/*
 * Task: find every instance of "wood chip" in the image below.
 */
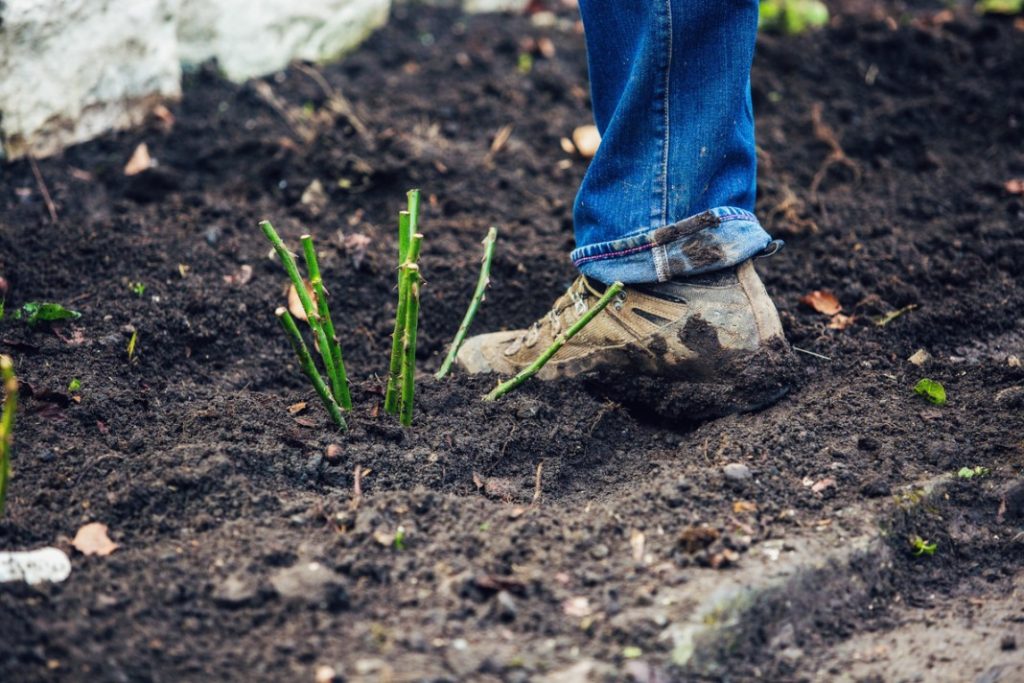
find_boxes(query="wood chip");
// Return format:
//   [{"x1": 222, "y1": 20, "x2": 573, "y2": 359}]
[
  {"x1": 799, "y1": 290, "x2": 842, "y2": 316},
  {"x1": 123, "y1": 143, "x2": 154, "y2": 176},
  {"x1": 72, "y1": 522, "x2": 118, "y2": 556},
  {"x1": 288, "y1": 401, "x2": 307, "y2": 415}
]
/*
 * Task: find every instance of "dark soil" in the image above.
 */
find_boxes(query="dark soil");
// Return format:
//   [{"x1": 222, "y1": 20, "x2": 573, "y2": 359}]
[{"x1": 1, "y1": 2, "x2": 1023, "y2": 681}]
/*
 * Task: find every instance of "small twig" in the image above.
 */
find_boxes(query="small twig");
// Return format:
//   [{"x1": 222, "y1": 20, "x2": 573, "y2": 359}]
[
  {"x1": 301, "y1": 234, "x2": 352, "y2": 410},
  {"x1": 792, "y1": 345, "x2": 832, "y2": 361},
  {"x1": 484, "y1": 124, "x2": 514, "y2": 164},
  {"x1": 485, "y1": 281, "x2": 624, "y2": 401},
  {"x1": 809, "y1": 102, "x2": 861, "y2": 203},
  {"x1": 293, "y1": 62, "x2": 375, "y2": 149},
  {"x1": 531, "y1": 461, "x2": 544, "y2": 506},
  {"x1": 436, "y1": 227, "x2": 499, "y2": 379},
  {"x1": 350, "y1": 464, "x2": 363, "y2": 510},
  {"x1": 276, "y1": 308, "x2": 346, "y2": 430},
  {"x1": 27, "y1": 155, "x2": 58, "y2": 224}
]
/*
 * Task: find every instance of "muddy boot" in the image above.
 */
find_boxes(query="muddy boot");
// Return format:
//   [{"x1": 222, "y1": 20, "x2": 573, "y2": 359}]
[{"x1": 456, "y1": 259, "x2": 796, "y2": 422}]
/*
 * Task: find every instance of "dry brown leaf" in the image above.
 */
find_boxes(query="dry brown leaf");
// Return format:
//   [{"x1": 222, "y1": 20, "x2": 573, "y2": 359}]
[
  {"x1": 288, "y1": 401, "x2": 307, "y2": 415},
  {"x1": 827, "y1": 313, "x2": 855, "y2": 330},
  {"x1": 733, "y1": 500, "x2": 758, "y2": 514},
  {"x1": 293, "y1": 416, "x2": 318, "y2": 428},
  {"x1": 572, "y1": 125, "x2": 601, "y2": 158},
  {"x1": 124, "y1": 143, "x2": 154, "y2": 176},
  {"x1": 1005, "y1": 179, "x2": 1024, "y2": 195},
  {"x1": 800, "y1": 290, "x2": 842, "y2": 316},
  {"x1": 287, "y1": 281, "x2": 316, "y2": 321},
  {"x1": 72, "y1": 522, "x2": 118, "y2": 556}
]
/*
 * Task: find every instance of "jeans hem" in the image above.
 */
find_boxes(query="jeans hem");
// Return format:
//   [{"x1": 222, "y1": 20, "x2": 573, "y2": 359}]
[{"x1": 570, "y1": 207, "x2": 773, "y2": 284}]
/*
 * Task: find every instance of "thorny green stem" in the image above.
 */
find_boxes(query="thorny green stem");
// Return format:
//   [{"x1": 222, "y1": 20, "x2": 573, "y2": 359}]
[
  {"x1": 400, "y1": 265, "x2": 422, "y2": 427},
  {"x1": 259, "y1": 221, "x2": 339, "y2": 408},
  {"x1": 407, "y1": 189, "x2": 421, "y2": 236},
  {"x1": 385, "y1": 210, "x2": 413, "y2": 415},
  {"x1": 435, "y1": 226, "x2": 498, "y2": 379},
  {"x1": 0, "y1": 355, "x2": 19, "y2": 516},
  {"x1": 484, "y1": 281, "x2": 625, "y2": 402},
  {"x1": 276, "y1": 308, "x2": 346, "y2": 430},
  {"x1": 301, "y1": 235, "x2": 352, "y2": 410}
]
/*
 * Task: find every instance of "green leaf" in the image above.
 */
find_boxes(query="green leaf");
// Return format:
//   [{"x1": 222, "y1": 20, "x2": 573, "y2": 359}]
[
  {"x1": 393, "y1": 526, "x2": 406, "y2": 551},
  {"x1": 957, "y1": 466, "x2": 990, "y2": 479},
  {"x1": 976, "y1": 0, "x2": 1023, "y2": 15},
  {"x1": 127, "y1": 330, "x2": 138, "y2": 362},
  {"x1": 914, "y1": 378, "x2": 947, "y2": 406},
  {"x1": 760, "y1": 0, "x2": 830, "y2": 34},
  {"x1": 622, "y1": 646, "x2": 643, "y2": 659},
  {"x1": 911, "y1": 536, "x2": 937, "y2": 557},
  {"x1": 0, "y1": 299, "x2": 5, "y2": 320},
  {"x1": 19, "y1": 302, "x2": 82, "y2": 325},
  {"x1": 68, "y1": 378, "x2": 82, "y2": 392}
]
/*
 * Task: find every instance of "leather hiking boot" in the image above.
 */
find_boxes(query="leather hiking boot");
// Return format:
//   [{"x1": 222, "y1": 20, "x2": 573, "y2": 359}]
[{"x1": 456, "y1": 260, "x2": 795, "y2": 421}]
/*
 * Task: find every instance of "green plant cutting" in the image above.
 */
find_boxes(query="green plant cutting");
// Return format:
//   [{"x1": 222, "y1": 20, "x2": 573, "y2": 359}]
[
  {"x1": 484, "y1": 281, "x2": 625, "y2": 401},
  {"x1": 0, "y1": 355, "x2": 18, "y2": 517},
  {"x1": 260, "y1": 221, "x2": 351, "y2": 429},
  {"x1": 436, "y1": 227, "x2": 499, "y2": 380}
]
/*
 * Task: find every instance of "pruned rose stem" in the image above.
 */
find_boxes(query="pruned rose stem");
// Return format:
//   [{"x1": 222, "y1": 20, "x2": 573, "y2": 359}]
[
  {"x1": 484, "y1": 281, "x2": 624, "y2": 401},
  {"x1": 259, "y1": 220, "x2": 340, "y2": 408},
  {"x1": 275, "y1": 308, "x2": 346, "y2": 430},
  {"x1": 384, "y1": 210, "x2": 413, "y2": 415},
  {"x1": 435, "y1": 226, "x2": 498, "y2": 379},
  {"x1": 301, "y1": 234, "x2": 352, "y2": 410},
  {"x1": 1, "y1": 355, "x2": 20, "y2": 516},
  {"x1": 399, "y1": 259, "x2": 422, "y2": 427}
]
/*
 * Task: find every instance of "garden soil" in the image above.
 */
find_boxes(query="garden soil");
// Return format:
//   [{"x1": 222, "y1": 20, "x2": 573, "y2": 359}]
[{"x1": 1, "y1": 2, "x2": 1023, "y2": 681}]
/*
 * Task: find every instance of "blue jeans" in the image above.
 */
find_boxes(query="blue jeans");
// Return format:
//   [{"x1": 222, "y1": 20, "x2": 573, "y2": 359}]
[{"x1": 573, "y1": 0, "x2": 773, "y2": 284}]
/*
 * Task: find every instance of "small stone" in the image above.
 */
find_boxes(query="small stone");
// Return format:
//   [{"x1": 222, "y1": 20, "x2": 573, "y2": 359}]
[
  {"x1": 314, "y1": 665, "x2": 338, "y2": 683},
  {"x1": 203, "y1": 225, "x2": 221, "y2": 245},
  {"x1": 212, "y1": 573, "x2": 260, "y2": 608},
  {"x1": 1008, "y1": 355, "x2": 1021, "y2": 368},
  {"x1": 493, "y1": 590, "x2": 517, "y2": 621},
  {"x1": 514, "y1": 401, "x2": 541, "y2": 419},
  {"x1": 325, "y1": 444, "x2": 342, "y2": 463},
  {"x1": 269, "y1": 562, "x2": 348, "y2": 610},
  {"x1": 908, "y1": 349, "x2": 931, "y2": 366},
  {"x1": 723, "y1": 462, "x2": 752, "y2": 482},
  {"x1": 590, "y1": 543, "x2": 610, "y2": 559},
  {"x1": 1001, "y1": 634, "x2": 1017, "y2": 651}
]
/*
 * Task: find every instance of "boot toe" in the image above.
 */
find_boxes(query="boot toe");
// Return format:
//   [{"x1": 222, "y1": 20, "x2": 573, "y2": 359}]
[{"x1": 455, "y1": 330, "x2": 522, "y2": 375}]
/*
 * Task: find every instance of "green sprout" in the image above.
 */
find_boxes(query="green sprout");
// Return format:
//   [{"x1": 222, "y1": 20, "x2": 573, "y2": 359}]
[
  {"x1": 975, "y1": 0, "x2": 1023, "y2": 15},
  {"x1": 128, "y1": 281, "x2": 146, "y2": 297},
  {"x1": 910, "y1": 535, "x2": 937, "y2": 557},
  {"x1": 759, "y1": 0, "x2": 830, "y2": 35},
  {"x1": 393, "y1": 526, "x2": 407, "y2": 551},
  {"x1": 914, "y1": 378, "x2": 947, "y2": 406},
  {"x1": 127, "y1": 330, "x2": 139, "y2": 362},
  {"x1": 0, "y1": 356, "x2": 17, "y2": 517},
  {"x1": 517, "y1": 52, "x2": 534, "y2": 74},
  {"x1": 68, "y1": 378, "x2": 82, "y2": 393},
  {"x1": 7, "y1": 302, "x2": 81, "y2": 326},
  {"x1": 957, "y1": 466, "x2": 990, "y2": 480}
]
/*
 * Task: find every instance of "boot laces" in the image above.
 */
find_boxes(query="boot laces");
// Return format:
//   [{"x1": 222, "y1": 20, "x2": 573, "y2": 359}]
[{"x1": 507, "y1": 277, "x2": 590, "y2": 352}]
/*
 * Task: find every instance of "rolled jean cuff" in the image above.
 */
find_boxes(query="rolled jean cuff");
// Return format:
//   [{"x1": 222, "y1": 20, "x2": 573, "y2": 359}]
[{"x1": 570, "y1": 207, "x2": 774, "y2": 285}]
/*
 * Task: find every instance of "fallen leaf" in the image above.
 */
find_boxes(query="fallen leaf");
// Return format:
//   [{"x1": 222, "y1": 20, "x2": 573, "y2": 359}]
[
  {"x1": 827, "y1": 313, "x2": 855, "y2": 330},
  {"x1": 343, "y1": 233, "x2": 372, "y2": 269},
  {"x1": 572, "y1": 125, "x2": 601, "y2": 158},
  {"x1": 287, "y1": 281, "x2": 316, "y2": 321},
  {"x1": 562, "y1": 596, "x2": 592, "y2": 618},
  {"x1": 124, "y1": 143, "x2": 154, "y2": 176},
  {"x1": 288, "y1": 401, "x2": 307, "y2": 415},
  {"x1": 811, "y1": 477, "x2": 836, "y2": 493},
  {"x1": 1005, "y1": 179, "x2": 1024, "y2": 195},
  {"x1": 293, "y1": 416, "x2": 318, "y2": 428},
  {"x1": 914, "y1": 378, "x2": 947, "y2": 406},
  {"x1": 678, "y1": 526, "x2": 719, "y2": 554},
  {"x1": 733, "y1": 500, "x2": 758, "y2": 513},
  {"x1": 223, "y1": 264, "x2": 253, "y2": 287},
  {"x1": 799, "y1": 290, "x2": 842, "y2": 316},
  {"x1": 72, "y1": 522, "x2": 118, "y2": 556},
  {"x1": 151, "y1": 104, "x2": 175, "y2": 131}
]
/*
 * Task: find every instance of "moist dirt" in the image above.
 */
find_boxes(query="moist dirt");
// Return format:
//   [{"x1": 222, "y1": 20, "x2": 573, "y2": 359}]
[{"x1": 1, "y1": 2, "x2": 1022, "y2": 681}]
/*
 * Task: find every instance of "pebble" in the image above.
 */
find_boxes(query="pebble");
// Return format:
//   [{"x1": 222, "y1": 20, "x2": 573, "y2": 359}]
[
  {"x1": 590, "y1": 543, "x2": 610, "y2": 560},
  {"x1": 211, "y1": 573, "x2": 260, "y2": 608},
  {"x1": 723, "y1": 462, "x2": 752, "y2": 482},
  {"x1": 269, "y1": 562, "x2": 348, "y2": 610},
  {"x1": 203, "y1": 225, "x2": 221, "y2": 245}
]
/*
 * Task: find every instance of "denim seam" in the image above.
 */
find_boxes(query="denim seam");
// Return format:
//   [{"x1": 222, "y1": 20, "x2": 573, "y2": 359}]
[
  {"x1": 660, "y1": 0, "x2": 673, "y2": 226},
  {"x1": 652, "y1": 244, "x2": 670, "y2": 281}
]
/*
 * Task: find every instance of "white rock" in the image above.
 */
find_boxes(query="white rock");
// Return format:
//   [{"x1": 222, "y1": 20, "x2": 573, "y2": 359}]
[
  {"x1": 0, "y1": 547, "x2": 72, "y2": 585},
  {"x1": 177, "y1": 0, "x2": 392, "y2": 82},
  {"x1": 0, "y1": 0, "x2": 181, "y2": 160}
]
